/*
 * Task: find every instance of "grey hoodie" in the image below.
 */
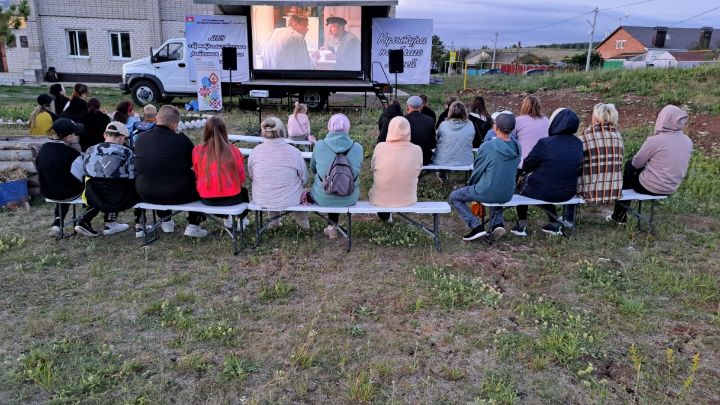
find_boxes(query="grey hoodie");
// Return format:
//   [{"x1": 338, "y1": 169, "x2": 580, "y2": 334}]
[{"x1": 433, "y1": 119, "x2": 475, "y2": 166}]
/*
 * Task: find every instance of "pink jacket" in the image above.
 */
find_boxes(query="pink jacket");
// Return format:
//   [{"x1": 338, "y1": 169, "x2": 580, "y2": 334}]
[
  {"x1": 287, "y1": 113, "x2": 311, "y2": 138},
  {"x1": 369, "y1": 116, "x2": 423, "y2": 207}
]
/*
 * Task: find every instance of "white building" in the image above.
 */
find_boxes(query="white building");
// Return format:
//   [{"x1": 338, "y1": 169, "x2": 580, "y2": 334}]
[{"x1": 0, "y1": 0, "x2": 213, "y2": 84}]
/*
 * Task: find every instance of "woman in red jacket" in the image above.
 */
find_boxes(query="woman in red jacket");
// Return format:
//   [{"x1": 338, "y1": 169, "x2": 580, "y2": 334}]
[{"x1": 192, "y1": 116, "x2": 249, "y2": 226}]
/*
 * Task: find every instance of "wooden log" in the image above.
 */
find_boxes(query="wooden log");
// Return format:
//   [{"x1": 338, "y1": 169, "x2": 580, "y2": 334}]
[
  {"x1": 0, "y1": 161, "x2": 36, "y2": 173},
  {"x1": 0, "y1": 149, "x2": 34, "y2": 161},
  {"x1": 0, "y1": 141, "x2": 49, "y2": 150},
  {"x1": 0, "y1": 135, "x2": 52, "y2": 143}
]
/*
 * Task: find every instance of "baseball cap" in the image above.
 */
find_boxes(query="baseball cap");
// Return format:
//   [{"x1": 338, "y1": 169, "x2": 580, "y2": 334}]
[
  {"x1": 52, "y1": 118, "x2": 84, "y2": 137},
  {"x1": 37, "y1": 94, "x2": 53, "y2": 106},
  {"x1": 326, "y1": 16, "x2": 347, "y2": 25},
  {"x1": 105, "y1": 121, "x2": 129, "y2": 137},
  {"x1": 407, "y1": 95, "x2": 423, "y2": 109},
  {"x1": 493, "y1": 111, "x2": 516, "y2": 133}
]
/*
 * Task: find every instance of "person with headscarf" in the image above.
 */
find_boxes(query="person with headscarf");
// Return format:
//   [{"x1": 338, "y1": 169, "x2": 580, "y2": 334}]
[
  {"x1": 609, "y1": 105, "x2": 693, "y2": 223},
  {"x1": 310, "y1": 113, "x2": 363, "y2": 239},
  {"x1": 29, "y1": 94, "x2": 57, "y2": 136},
  {"x1": 369, "y1": 116, "x2": 423, "y2": 222},
  {"x1": 247, "y1": 116, "x2": 310, "y2": 230},
  {"x1": 509, "y1": 108, "x2": 583, "y2": 237}
]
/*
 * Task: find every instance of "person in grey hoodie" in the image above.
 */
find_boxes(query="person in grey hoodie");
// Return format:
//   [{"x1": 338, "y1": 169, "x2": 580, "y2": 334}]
[
  {"x1": 449, "y1": 112, "x2": 521, "y2": 241},
  {"x1": 432, "y1": 101, "x2": 475, "y2": 167}
]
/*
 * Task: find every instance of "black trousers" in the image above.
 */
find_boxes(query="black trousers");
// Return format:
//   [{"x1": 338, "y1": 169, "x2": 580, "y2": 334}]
[
  {"x1": 201, "y1": 189, "x2": 250, "y2": 219},
  {"x1": 611, "y1": 160, "x2": 666, "y2": 221}
]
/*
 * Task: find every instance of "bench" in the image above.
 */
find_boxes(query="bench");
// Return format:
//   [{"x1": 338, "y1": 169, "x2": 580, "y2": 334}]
[
  {"x1": 617, "y1": 189, "x2": 667, "y2": 234},
  {"x1": 348, "y1": 202, "x2": 451, "y2": 250},
  {"x1": 45, "y1": 197, "x2": 85, "y2": 239},
  {"x1": 135, "y1": 201, "x2": 249, "y2": 255},
  {"x1": 239, "y1": 147, "x2": 312, "y2": 160},
  {"x1": 482, "y1": 195, "x2": 586, "y2": 238},
  {"x1": 229, "y1": 134, "x2": 312, "y2": 151}
]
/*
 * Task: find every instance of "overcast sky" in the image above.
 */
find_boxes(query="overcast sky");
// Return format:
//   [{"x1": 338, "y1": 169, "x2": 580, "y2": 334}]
[{"x1": 395, "y1": 0, "x2": 720, "y2": 49}]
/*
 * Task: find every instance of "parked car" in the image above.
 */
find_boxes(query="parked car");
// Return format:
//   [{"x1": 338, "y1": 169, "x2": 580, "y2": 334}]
[
  {"x1": 480, "y1": 68, "x2": 503, "y2": 75},
  {"x1": 525, "y1": 69, "x2": 548, "y2": 76}
]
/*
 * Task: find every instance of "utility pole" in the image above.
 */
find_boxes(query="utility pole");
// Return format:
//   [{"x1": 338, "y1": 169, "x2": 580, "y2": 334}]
[
  {"x1": 515, "y1": 41, "x2": 521, "y2": 74},
  {"x1": 585, "y1": 7, "x2": 599, "y2": 72},
  {"x1": 491, "y1": 32, "x2": 498, "y2": 69}
]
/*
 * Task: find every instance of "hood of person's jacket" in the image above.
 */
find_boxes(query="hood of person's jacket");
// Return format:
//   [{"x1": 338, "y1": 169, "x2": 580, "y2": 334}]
[
  {"x1": 548, "y1": 108, "x2": 580, "y2": 136},
  {"x1": 382, "y1": 103, "x2": 403, "y2": 119},
  {"x1": 654, "y1": 105, "x2": 688, "y2": 135},
  {"x1": 323, "y1": 131, "x2": 355, "y2": 152},
  {"x1": 444, "y1": 119, "x2": 471, "y2": 131},
  {"x1": 488, "y1": 137, "x2": 521, "y2": 160},
  {"x1": 386, "y1": 116, "x2": 411, "y2": 143}
]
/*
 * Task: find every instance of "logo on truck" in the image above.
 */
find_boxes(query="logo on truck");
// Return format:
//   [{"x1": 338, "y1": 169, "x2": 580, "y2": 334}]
[{"x1": 209, "y1": 35, "x2": 226, "y2": 41}]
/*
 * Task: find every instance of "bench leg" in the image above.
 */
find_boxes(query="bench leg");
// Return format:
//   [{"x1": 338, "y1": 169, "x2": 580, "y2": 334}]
[
  {"x1": 347, "y1": 213, "x2": 352, "y2": 252},
  {"x1": 254, "y1": 210, "x2": 262, "y2": 248},
  {"x1": 637, "y1": 200, "x2": 644, "y2": 231},
  {"x1": 433, "y1": 213, "x2": 441, "y2": 251},
  {"x1": 142, "y1": 210, "x2": 161, "y2": 247},
  {"x1": 396, "y1": 213, "x2": 443, "y2": 250},
  {"x1": 649, "y1": 201, "x2": 657, "y2": 235}
]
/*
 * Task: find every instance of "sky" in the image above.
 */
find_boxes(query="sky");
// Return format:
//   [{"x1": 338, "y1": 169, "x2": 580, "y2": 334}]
[{"x1": 395, "y1": 0, "x2": 720, "y2": 49}]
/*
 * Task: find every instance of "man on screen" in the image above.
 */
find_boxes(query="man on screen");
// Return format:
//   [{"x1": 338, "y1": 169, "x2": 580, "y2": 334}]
[
  {"x1": 262, "y1": 14, "x2": 314, "y2": 69},
  {"x1": 326, "y1": 16, "x2": 360, "y2": 70}
]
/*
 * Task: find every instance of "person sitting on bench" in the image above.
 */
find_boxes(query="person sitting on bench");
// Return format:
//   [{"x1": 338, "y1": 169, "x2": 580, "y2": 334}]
[
  {"x1": 192, "y1": 116, "x2": 250, "y2": 228},
  {"x1": 510, "y1": 108, "x2": 583, "y2": 237},
  {"x1": 134, "y1": 105, "x2": 207, "y2": 238},
  {"x1": 369, "y1": 116, "x2": 423, "y2": 223},
  {"x1": 608, "y1": 104, "x2": 693, "y2": 224},
  {"x1": 449, "y1": 112, "x2": 520, "y2": 241},
  {"x1": 577, "y1": 103, "x2": 624, "y2": 204}
]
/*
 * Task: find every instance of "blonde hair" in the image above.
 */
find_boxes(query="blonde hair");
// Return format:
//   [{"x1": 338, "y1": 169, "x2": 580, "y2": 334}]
[
  {"x1": 520, "y1": 95, "x2": 542, "y2": 118},
  {"x1": 293, "y1": 102, "x2": 308, "y2": 119},
  {"x1": 447, "y1": 100, "x2": 468, "y2": 121},
  {"x1": 592, "y1": 103, "x2": 618, "y2": 126},
  {"x1": 261, "y1": 117, "x2": 287, "y2": 139}
]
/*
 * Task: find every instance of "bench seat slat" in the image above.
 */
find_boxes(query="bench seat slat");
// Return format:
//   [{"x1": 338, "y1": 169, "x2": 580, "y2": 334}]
[
  {"x1": 239, "y1": 147, "x2": 312, "y2": 160},
  {"x1": 248, "y1": 203, "x2": 349, "y2": 214},
  {"x1": 421, "y1": 165, "x2": 473, "y2": 171},
  {"x1": 229, "y1": 134, "x2": 312, "y2": 146},
  {"x1": 348, "y1": 201, "x2": 451, "y2": 214},
  {"x1": 619, "y1": 189, "x2": 667, "y2": 201},
  {"x1": 46, "y1": 198, "x2": 84, "y2": 205},
  {"x1": 483, "y1": 195, "x2": 585, "y2": 207},
  {"x1": 135, "y1": 201, "x2": 248, "y2": 216}
]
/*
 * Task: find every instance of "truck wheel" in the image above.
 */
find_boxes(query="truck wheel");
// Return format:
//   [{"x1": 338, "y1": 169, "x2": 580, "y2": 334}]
[
  {"x1": 131, "y1": 80, "x2": 160, "y2": 106},
  {"x1": 300, "y1": 90, "x2": 326, "y2": 112}
]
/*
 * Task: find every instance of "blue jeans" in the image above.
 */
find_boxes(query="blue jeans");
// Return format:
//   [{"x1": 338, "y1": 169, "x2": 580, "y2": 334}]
[{"x1": 450, "y1": 186, "x2": 481, "y2": 229}]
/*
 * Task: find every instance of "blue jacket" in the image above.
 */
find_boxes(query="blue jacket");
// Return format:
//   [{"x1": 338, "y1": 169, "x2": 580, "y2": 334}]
[
  {"x1": 432, "y1": 119, "x2": 475, "y2": 166},
  {"x1": 520, "y1": 109, "x2": 583, "y2": 202},
  {"x1": 310, "y1": 131, "x2": 363, "y2": 207},
  {"x1": 467, "y1": 137, "x2": 521, "y2": 203}
]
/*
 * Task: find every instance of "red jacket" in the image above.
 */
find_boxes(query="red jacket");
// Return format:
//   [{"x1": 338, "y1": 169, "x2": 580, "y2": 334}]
[{"x1": 192, "y1": 144, "x2": 245, "y2": 198}]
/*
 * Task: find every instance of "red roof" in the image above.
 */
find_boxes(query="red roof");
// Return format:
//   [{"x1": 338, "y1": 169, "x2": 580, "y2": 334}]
[{"x1": 668, "y1": 51, "x2": 717, "y2": 62}]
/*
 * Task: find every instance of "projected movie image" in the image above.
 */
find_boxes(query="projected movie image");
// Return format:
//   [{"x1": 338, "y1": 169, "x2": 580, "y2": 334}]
[{"x1": 252, "y1": 5, "x2": 361, "y2": 71}]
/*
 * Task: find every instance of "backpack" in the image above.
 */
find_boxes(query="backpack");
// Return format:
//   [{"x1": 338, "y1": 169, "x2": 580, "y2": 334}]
[{"x1": 322, "y1": 143, "x2": 357, "y2": 197}]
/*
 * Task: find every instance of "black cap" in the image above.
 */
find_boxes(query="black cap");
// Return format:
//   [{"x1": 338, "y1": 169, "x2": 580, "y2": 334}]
[
  {"x1": 326, "y1": 16, "x2": 347, "y2": 25},
  {"x1": 37, "y1": 94, "x2": 53, "y2": 106},
  {"x1": 494, "y1": 113, "x2": 516, "y2": 133},
  {"x1": 52, "y1": 118, "x2": 85, "y2": 137}
]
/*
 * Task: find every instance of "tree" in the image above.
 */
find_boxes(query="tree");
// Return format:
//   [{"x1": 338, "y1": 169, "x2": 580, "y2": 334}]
[
  {"x1": 519, "y1": 53, "x2": 551, "y2": 65},
  {"x1": 431, "y1": 34, "x2": 446, "y2": 71},
  {"x1": 457, "y1": 47, "x2": 471, "y2": 61},
  {"x1": 565, "y1": 51, "x2": 603, "y2": 68},
  {"x1": 0, "y1": 0, "x2": 30, "y2": 46}
]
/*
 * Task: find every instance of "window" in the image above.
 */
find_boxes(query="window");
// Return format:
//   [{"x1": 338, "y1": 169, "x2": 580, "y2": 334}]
[
  {"x1": 67, "y1": 30, "x2": 89, "y2": 57},
  {"x1": 615, "y1": 40, "x2": 627, "y2": 50},
  {"x1": 154, "y1": 42, "x2": 183, "y2": 62},
  {"x1": 110, "y1": 32, "x2": 131, "y2": 59},
  {"x1": 19, "y1": 36, "x2": 28, "y2": 48}
]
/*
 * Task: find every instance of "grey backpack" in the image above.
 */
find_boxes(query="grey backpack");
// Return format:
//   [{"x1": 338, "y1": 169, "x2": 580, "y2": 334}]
[{"x1": 322, "y1": 143, "x2": 357, "y2": 196}]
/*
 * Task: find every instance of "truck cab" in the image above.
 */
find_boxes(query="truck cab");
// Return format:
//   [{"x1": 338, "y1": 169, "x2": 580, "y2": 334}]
[{"x1": 120, "y1": 38, "x2": 194, "y2": 105}]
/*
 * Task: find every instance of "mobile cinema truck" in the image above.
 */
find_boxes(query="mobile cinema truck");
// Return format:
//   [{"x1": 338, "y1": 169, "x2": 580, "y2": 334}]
[{"x1": 119, "y1": 0, "x2": 433, "y2": 111}]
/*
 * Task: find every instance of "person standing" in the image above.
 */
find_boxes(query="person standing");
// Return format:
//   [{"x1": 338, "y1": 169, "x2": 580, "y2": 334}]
[
  {"x1": 404, "y1": 95, "x2": 436, "y2": 165},
  {"x1": 325, "y1": 16, "x2": 361, "y2": 70}
]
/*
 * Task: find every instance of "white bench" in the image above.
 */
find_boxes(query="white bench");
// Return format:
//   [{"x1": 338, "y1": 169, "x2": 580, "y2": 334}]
[
  {"x1": 482, "y1": 195, "x2": 586, "y2": 237},
  {"x1": 248, "y1": 203, "x2": 351, "y2": 249},
  {"x1": 239, "y1": 147, "x2": 312, "y2": 160},
  {"x1": 45, "y1": 197, "x2": 85, "y2": 238},
  {"x1": 135, "y1": 201, "x2": 249, "y2": 255},
  {"x1": 229, "y1": 134, "x2": 312, "y2": 150},
  {"x1": 617, "y1": 189, "x2": 667, "y2": 234},
  {"x1": 348, "y1": 201, "x2": 451, "y2": 250},
  {"x1": 421, "y1": 164, "x2": 473, "y2": 171}
]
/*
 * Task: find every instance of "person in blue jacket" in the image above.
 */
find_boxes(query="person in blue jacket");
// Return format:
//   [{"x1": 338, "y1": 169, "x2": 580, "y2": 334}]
[
  {"x1": 510, "y1": 107, "x2": 583, "y2": 237},
  {"x1": 449, "y1": 112, "x2": 521, "y2": 241}
]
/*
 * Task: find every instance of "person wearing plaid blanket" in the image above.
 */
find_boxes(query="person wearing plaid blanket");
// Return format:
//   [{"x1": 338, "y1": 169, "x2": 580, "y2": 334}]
[{"x1": 577, "y1": 103, "x2": 624, "y2": 204}]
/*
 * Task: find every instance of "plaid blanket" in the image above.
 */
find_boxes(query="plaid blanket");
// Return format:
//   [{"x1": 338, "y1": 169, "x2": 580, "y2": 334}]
[{"x1": 577, "y1": 124, "x2": 624, "y2": 203}]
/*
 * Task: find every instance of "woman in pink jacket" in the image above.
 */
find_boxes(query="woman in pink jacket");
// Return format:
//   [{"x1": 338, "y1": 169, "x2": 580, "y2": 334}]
[{"x1": 369, "y1": 116, "x2": 423, "y2": 222}]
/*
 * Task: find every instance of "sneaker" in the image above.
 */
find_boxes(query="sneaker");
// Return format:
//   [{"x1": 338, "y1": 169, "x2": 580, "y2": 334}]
[
  {"x1": 510, "y1": 223, "x2": 527, "y2": 237},
  {"x1": 224, "y1": 217, "x2": 251, "y2": 229},
  {"x1": 491, "y1": 226, "x2": 506, "y2": 241},
  {"x1": 462, "y1": 225, "x2": 488, "y2": 241},
  {"x1": 323, "y1": 225, "x2": 338, "y2": 239},
  {"x1": 183, "y1": 224, "x2": 208, "y2": 238},
  {"x1": 49, "y1": 217, "x2": 61, "y2": 236},
  {"x1": 135, "y1": 225, "x2": 151, "y2": 238},
  {"x1": 387, "y1": 213, "x2": 394, "y2": 224},
  {"x1": 541, "y1": 223, "x2": 563, "y2": 236},
  {"x1": 75, "y1": 220, "x2": 100, "y2": 237},
  {"x1": 161, "y1": 219, "x2": 175, "y2": 233},
  {"x1": 605, "y1": 214, "x2": 627, "y2": 225},
  {"x1": 103, "y1": 222, "x2": 129, "y2": 236}
]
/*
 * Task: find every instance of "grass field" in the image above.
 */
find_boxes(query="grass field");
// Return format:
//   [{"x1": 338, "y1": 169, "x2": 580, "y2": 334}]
[{"x1": 1, "y1": 67, "x2": 719, "y2": 404}]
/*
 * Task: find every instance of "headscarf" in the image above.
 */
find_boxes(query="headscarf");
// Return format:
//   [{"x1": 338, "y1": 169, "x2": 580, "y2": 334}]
[
  {"x1": 327, "y1": 113, "x2": 350, "y2": 133},
  {"x1": 386, "y1": 116, "x2": 411, "y2": 142},
  {"x1": 654, "y1": 105, "x2": 688, "y2": 135}
]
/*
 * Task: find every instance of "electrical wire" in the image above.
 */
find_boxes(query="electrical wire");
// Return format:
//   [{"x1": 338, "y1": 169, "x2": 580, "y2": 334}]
[{"x1": 669, "y1": 5, "x2": 720, "y2": 26}]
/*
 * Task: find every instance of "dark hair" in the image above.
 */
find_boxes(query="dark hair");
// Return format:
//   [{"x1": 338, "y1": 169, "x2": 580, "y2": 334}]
[
  {"x1": 445, "y1": 96, "x2": 457, "y2": 108},
  {"x1": 87, "y1": 98, "x2": 101, "y2": 114},
  {"x1": 114, "y1": 99, "x2": 133, "y2": 124},
  {"x1": 71, "y1": 83, "x2": 89, "y2": 99},
  {"x1": 469, "y1": 96, "x2": 490, "y2": 120},
  {"x1": 419, "y1": 94, "x2": 428, "y2": 105},
  {"x1": 49, "y1": 83, "x2": 64, "y2": 97}
]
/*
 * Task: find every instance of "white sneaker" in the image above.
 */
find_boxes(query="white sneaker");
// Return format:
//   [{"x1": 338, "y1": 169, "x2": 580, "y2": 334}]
[
  {"x1": 387, "y1": 213, "x2": 394, "y2": 224},
  {"x1": 183, "y1": 224, "x2": 208, "y2": 238},
  {"x1": 49, "y1": 226, "x2": 61, "y2": 237},
  {"x1": 323, "y1": 225, "x2": 338, "y2": 239},
  {"x1": 224, "y1": 217, "x2": 250, "y2": 229},
  {"x1": 161, "y1": 220, "x2": 175, "y2": 233},
  {"x1": 242, "y1": 217, "x2": 250, "y2": 228},
  {"x1": 135, "y1": 225, "x2": 151, "y2": 238},
  {"x1": 103, "y1": 222, "x2": 129, "y2": 236}
]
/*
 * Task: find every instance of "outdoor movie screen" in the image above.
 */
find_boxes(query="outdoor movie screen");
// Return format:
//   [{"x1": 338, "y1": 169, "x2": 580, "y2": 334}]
[{"x1": 251, "y1": 5, "x2": 362, "y2": 71}]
